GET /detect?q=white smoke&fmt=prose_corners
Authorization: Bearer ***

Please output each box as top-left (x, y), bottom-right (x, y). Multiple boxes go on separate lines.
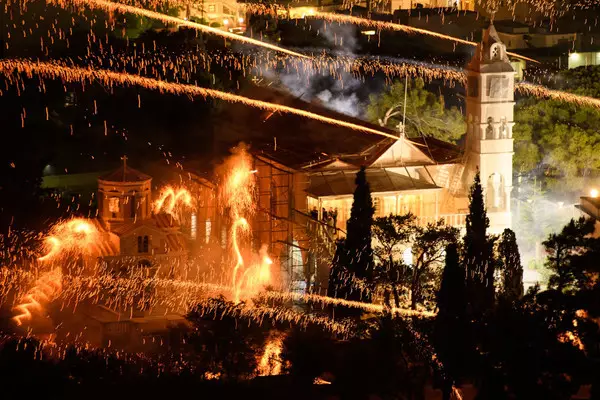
top-left (274, 21), bottom-right (364, 117)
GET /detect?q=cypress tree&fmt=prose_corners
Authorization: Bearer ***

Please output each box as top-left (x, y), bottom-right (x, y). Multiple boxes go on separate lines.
top-left (345, 166), bottom-right (375, 279)
top-left (437, 242), bottom-right (465, 317)
top-left (464, 172), bottom-right (494, 313)
top-left (434, 242), bottom-right (468, 400)
top-left (327, 166), bottom-right (375, 303)
top-left (498, 228), bottom-right (523, 302)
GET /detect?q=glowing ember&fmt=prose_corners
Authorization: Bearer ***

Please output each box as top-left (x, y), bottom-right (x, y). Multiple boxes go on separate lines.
top-left (558, 331), bottom-right (585, 351)
top-left (257, 333), bottom-right (284, 376)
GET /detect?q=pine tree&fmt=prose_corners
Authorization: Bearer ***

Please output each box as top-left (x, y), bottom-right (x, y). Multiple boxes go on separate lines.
top-left (498, 228), bottom-right (523, 302)
top-left (464, 172), bottom-right (495, 314)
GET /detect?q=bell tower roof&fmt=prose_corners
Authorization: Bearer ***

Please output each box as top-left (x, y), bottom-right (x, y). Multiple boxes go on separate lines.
top-left (98, 156), bottom-right (152, 184)
top-left (468, 23), bottom-right (514, 73)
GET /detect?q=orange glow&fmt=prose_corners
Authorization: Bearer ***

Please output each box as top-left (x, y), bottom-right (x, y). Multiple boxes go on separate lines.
top-left (558, 331), bottom-right (585, 351)
top-left (0, 60), bottom-right (399, 140)
top-left (153, 186), bottom-right (192, 217)
top-left (49, 0), bottom-right (309, 59)
top-left (220, 146), bottom-right (275, 303)
top-left (13, 268), bottom-right (62, 326)
top-left (13, 218), bottom-right (100, 326)
top-left (257, 333), bottom-right (283, 376)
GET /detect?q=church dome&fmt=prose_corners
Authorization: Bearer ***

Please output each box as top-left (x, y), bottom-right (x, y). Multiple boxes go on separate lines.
top-left (98, 164), bottom-right (151, 184)
top-left (97, 157), bottom-right (152, 223)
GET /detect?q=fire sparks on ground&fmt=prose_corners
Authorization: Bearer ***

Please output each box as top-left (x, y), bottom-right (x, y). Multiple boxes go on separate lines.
top-left (257, 332), bottom-right (284, 376)
top-left (49, 0), bottom-right (309, 59)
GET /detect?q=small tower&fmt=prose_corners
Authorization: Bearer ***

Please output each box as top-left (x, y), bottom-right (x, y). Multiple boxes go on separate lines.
top-left (465, 24), bottom-right (515, 233)
top-left (97, 156), bottom-right (152, 225)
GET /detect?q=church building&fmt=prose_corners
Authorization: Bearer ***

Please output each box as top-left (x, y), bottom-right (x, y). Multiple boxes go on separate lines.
top-left (92, 157), bottom-right (188, 276)
top-left (208, 24), bottom-right (516, 293)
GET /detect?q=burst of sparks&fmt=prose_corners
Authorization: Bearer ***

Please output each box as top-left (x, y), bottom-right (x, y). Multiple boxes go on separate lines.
top-left (153, 186), bottom-right (193, 217)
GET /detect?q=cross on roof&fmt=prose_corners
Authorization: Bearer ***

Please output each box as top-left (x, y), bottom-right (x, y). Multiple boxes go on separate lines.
top-left (120, 155), bottom-right (128, 181)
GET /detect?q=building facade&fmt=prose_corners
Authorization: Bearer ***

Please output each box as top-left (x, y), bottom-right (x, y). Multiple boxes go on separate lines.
top-left (205, 24), bottom-right (515, 293)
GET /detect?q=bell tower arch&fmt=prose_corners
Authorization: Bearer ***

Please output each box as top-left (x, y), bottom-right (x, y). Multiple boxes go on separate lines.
top-left (464, 24), bottom-right (515, 233)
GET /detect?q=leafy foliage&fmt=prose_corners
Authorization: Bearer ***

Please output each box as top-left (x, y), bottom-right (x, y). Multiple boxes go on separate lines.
top-left (543, 217), bottom-right (600, 293)
top-left (514, 66), bottom-right (600, 188)
top-left (372, 213), bottom-right (459, 310)
top-left (366, 78), bottom-right (465, 143)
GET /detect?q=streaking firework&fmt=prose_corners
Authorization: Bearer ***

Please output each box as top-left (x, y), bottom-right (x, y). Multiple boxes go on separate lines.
top-left (153, 186), bottom-right (193, 219)
top-left (218, 145), bottom-right (274, 303)
top-left (49, 0), bottom-right (309, 59)
top-left (0, 59), bottom-right (400, 140)
top-left (12, 268), bottom-right (62, 326)
top-left (245, 5), bottom-right (538, 63)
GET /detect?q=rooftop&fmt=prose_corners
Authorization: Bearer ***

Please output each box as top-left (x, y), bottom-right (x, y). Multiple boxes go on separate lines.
top-left (306, 169), bottom-right (439, 197)
top-left (215, 86), bottom-right (461, 171)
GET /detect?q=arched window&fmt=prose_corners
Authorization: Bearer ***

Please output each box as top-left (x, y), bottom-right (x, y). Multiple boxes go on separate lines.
top-left (487, 173), bottom-right (504, 210)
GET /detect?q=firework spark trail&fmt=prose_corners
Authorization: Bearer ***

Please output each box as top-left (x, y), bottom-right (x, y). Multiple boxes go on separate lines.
top-left (49, 0), bottom-right (309, 59)
top-left (245, 5), bottom-right (538, 64)
top-left (153, 186), bottom-right (192, 217)
top-left (515, 81), bottom-right (600, 109)
top-left (12, 268), bottom-right (62, 326)
top-left (0, 59), bottom-right (400, 140)
top-left (308, 12), bottom-right (539, 63)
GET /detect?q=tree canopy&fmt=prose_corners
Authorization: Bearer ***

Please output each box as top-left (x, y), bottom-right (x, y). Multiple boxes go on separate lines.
top-left (513, 66), bottom-right (600, 189)
top-left (366, 78), bottom-right (465, 143)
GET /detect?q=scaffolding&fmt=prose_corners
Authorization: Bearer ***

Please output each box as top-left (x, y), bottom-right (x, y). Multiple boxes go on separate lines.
top-left (252, 155), bottom-right (339, 294)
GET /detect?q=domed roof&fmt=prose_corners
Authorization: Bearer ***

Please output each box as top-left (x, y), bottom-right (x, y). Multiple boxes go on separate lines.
top-left (98, 162), bottom-right (151, 183)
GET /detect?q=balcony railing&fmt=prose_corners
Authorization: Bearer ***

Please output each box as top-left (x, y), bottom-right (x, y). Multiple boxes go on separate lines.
top-left (417, 213), bottom-right (468, 228)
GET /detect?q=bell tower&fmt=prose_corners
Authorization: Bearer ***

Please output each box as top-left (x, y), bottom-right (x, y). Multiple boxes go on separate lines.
top-left (465, 24), bottom-right (514, 233)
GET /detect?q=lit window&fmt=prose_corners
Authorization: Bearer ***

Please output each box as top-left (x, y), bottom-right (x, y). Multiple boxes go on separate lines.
top-left (208, 4), bottom-right (215, 12)
top-left (191, 212), bottom-right (197, 240)
top-left (109, 197), bottom-right (120, 213)
top-left (205, 218), bottom-right (212, 244)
